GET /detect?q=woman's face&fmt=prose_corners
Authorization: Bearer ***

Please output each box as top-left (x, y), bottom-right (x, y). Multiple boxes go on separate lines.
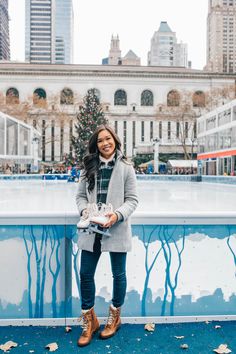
top-left (97, 129), bottom-right (116, 159)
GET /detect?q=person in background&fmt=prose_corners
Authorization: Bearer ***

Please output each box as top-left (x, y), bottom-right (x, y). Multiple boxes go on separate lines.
top-left (76, 125), bottom-right (138, 347)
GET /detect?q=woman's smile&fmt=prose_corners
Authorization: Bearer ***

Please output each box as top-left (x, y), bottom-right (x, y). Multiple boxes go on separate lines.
top-left (97, 130), bottom-right (116, 158)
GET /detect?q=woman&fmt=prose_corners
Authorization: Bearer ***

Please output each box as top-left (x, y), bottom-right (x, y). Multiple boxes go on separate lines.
top-left (76, 125), bottom-right (138, 347)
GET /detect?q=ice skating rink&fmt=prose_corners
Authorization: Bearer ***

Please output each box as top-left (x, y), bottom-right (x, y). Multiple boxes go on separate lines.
top-left (0, 179), bottom-right (235, 217)
top-left (0, 179), bottom-right (235, 322)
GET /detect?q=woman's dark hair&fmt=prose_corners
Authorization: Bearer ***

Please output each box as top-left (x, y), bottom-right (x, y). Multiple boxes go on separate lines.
top-left (83, 125), bottom-right (124, 192)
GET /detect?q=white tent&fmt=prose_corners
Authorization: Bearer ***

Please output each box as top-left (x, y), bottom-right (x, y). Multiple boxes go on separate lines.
top-left (167, 160), bottom-right (198, 169)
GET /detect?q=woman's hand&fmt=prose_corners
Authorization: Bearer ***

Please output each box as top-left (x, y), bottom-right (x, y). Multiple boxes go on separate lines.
top-left (102, 212), bottom-right (118, 228)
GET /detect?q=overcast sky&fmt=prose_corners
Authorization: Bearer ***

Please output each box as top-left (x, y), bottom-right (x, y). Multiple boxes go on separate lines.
top-left (9, 0), bottom-right (208, 69)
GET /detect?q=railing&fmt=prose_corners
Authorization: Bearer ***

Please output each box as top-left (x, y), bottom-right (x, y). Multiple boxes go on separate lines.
top-left (0, 209), bottom-right (236, 324)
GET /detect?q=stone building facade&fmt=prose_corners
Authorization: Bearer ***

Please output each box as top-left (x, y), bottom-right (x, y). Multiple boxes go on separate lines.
top-left (0, 63), bottom-right (235, 162)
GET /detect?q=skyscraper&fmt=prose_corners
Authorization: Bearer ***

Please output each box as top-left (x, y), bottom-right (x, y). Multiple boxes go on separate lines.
top-left (25, 0), bottom-right (73, 64)
top-left (55, 0), bottom-right (73, 64)
top-left (25, 0), bottom-right (54, 64)
top-left (0, 0), bottom-right (10, 61)
top-left (206, 0), bottom-right (236, 73)
top-left (147, 21), bottom-right (188, 67)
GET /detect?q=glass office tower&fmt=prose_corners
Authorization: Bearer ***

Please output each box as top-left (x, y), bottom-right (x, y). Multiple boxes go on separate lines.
top-left (25, 0), bottom-right (73, 64)
top-left (0, 0), bottom-right (10, 60)
top-left (55, 0), bottom-right (73, 64)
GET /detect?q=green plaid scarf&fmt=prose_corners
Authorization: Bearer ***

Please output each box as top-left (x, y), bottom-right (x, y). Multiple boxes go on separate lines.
top-left (97, 156), bottom-right (116, 204)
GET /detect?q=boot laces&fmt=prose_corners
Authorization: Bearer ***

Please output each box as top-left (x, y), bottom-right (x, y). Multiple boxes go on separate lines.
top-left (107, 310), bottom-right (115, 325)
top-left (78, 315), bottom-right (88, 332)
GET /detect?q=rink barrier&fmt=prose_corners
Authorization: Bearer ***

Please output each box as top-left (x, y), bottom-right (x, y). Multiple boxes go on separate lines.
top-left (0, 173), bottom-right (236, 184)
top-left (0, 211), bottom-right (236, 324)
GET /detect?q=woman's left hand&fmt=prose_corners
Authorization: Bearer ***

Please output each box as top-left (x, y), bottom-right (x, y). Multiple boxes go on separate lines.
top-left (103, 212), bottom-right (118, 228)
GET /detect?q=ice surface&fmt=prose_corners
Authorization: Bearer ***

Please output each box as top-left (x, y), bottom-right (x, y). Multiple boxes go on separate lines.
top-left (0, 180), bottom-right (235, 217)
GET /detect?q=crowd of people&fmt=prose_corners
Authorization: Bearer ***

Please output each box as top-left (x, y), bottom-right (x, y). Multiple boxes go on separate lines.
top-left (0, 164), bottom-right (197, 176)
top-left (135, 167), bottom-right (197, 175)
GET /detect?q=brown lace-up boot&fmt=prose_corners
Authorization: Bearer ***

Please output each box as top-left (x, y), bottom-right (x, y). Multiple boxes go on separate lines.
top-left (100, 305), bottom-right (121, 339)
top-left (77, 307), bottom-right (100, 347)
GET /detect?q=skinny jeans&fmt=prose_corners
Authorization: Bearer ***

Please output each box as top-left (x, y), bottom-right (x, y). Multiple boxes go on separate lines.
top-left (80, 236), bottom-right (127, 310)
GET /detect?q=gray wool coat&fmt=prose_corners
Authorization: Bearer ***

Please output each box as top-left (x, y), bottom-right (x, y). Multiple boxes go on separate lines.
top-left (75, 153), bottom-right (139, 252)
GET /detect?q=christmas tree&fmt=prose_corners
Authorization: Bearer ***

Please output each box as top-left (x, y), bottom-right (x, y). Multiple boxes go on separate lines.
top-left (72, 89), bottom-right (108, 166)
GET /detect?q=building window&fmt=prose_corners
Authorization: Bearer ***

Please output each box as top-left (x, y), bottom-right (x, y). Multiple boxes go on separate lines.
top-left (132, 121), bottom-right (136, 148)
top-left (6, 119), bottom-right (18, 155)
top-left (33, 88), bottom-right (47, 106)
top-left (69, 120), bottom-right (73, 155)
top-left (193, 91), bottom-right (205, 107)
top-left (168, 121), bottom-right (171, 140)
top-left (114, 89), bottom-right (127, 106)
top-left (150, 121), bottom-right (153, 140)
top-left (60, 122), bottom-right (64, 161)
top-left (167, 90), bottom-right (180, 106)
top-left (193, 121), bottom-right (197, 139)
top-left (176, 121), bottom-right (180, 138)
top-left (141, 90), bottom-right (153, 106)
top-left (114, 121), bottom-right (118, 134)
top-left (159, 121), bottom-right (162, 139)
top-left (124, 121), bottom-right (127, 155)
top-left (141, 121), bottom-right (145, 142)
top-left (42, 120), bottom-right (46, 161)
top-left (51, 120), bottom-right (55, 162)
top-left (6, 88), bottom-right (19, 104)
top-left (206, 116), bottom-right (217, 130)
top-left (60, 88), bottom-right (74, 105)
top-left (185, 122), bottom-right (188, 138)
top-left (218, 109), bottom-right (231, 126)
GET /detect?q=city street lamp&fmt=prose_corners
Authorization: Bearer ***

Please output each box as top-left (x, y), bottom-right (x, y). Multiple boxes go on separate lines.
top-left (152, 138), bottom-right (160, 174)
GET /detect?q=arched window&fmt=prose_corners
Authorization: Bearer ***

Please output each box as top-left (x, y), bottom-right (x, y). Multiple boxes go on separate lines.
top-left (6, 87), bottom-right (19, 104)
top-left (33, 88), bottom-right (47, 106)
top-left (60, 88), bottom-right (74, 105)
top-left (193, 91), bottom-right (205, 107)
top-left (87, 88), bottom-right (101, 103)
top-left (141, 90), bottom-right (153, 106)
top-left (114, 89), bottom-right (127, 106)
top-left (167, 90), bottom-right (180, 107)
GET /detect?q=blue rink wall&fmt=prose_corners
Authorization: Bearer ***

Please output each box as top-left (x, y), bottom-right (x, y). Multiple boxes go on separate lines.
top-left (0, 224), bottom-right (235, 320)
